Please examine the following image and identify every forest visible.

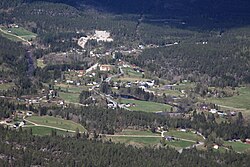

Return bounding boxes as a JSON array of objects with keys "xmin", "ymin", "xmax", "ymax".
[{"xmin": 1, "ymin": 126, "xmax": 250, "ymax": 167}]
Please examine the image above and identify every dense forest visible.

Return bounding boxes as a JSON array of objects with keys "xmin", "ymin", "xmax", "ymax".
[{"xmin": 131, "ymin": 40, "xmax": 250, "ymax": 87}]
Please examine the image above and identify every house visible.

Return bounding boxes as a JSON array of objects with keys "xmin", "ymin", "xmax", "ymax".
[
  {"xmin": 246, "ymin": 139, "xmax": 250, "ymax": 144},
  {"xmin": 5, "ymin": 118, "xmax": 12, "ymax": 123},
  {"xmin": 230, "ymin": 111, "xmax": 237, "ymax": 116},
  {"xmin": 26, "ymin": 112, "xmax": 33, "ymax": 117},
  {"xmin": 213, "ymin": 145, "xmax": 219, "ymax": 150},
  {"xmin": 100, "ymin": 65, "xmax": 113, "ymax": 72},
  {"xmin": 209, "ymin": 109, "xmax": 217, "ymax": 114}
]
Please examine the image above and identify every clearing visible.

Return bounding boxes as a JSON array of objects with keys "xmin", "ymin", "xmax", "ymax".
[
  {"xmin": 0, "ymin": 83, "xmax": 15, "ymax": 91},
  {"xmin": 163, "ymin": 129, "xmax": 205, "ymax": 142},
  {"xmin": 120, "ymin": 99, "xmax": 172, "ymax": 112},
  {"xmin": 24, "ymin": 126, "xmax": 73, "ymax": 136},
  {"xmin": 224, "ymin": 141, "xmax": 250, "ymax": 153},
  {"xmin": 58, "ymin": 92, "xmax": 80, "ymax": 103},
  {"xmin": 26, "ymin": 115, "xmax": 86, "ymax": 133},
  {"xmin": 107, "ymin": 129, "xmax": 161, "ymax": 146},
  {"xmin": 207, "ymin": 87, "xmax": 250, "ymax": 116}
]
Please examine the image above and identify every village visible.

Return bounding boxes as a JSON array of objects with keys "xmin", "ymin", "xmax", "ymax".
[{"xmin": 0, "ymin": 25, "xmax": 250, "ymax": 153}]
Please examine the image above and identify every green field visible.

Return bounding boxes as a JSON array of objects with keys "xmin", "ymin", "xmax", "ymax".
[
  {"xmin": 207, "ymin": 87, "xmax": 250, "ymax": 113},
  {"xmin": 225, "ymin": 141, "xmax": 250, "ymax": 153},
  {"xmin": 164, "ymin": 140, "xmax": 195, "ymax": 149},
  {"xmin": 0, "ymin": 83, "xmax": 15, "ymax": 91},
  {"xmin": 118, "ymin": 129, "xmax": 160, "ymax": 136},
  {"xmin": 59, "ymin": 92, "xmax": 80, "ymax": 103},
  {"xmin": 37, "ymin": 59, "xmax": 46, "ymax": 68},
  {"xmin": 0, "ymin": 29, "xmax": 23, "ymax": 41},
  {"xmin": 110, "ymin": 136, "xmax": 160, "ymax": 146},
  {"xmin": 7, "ymin": 27, "xmax": 37, "ymax": 40},
  {"xmin": 0, "ymin": 27, "xmax": 36, "ymax": 42},
  {"xmin": 151, "ymin": 88, "xmax": 182, "ymax": 96},
  {"xmin": 26, "ymin": 116, "xmax": 86, "ymax": 132},
  {"xmin": 55, "ymin": 84, "xmax": 88, "ymax": 93},
  {"xmin": 123, "ymin": 67, "xmax": 143, "ymax": 78},
  {"xmin": 120, "ymin": 99, "xmax": 172, "ymax": 112},
  {"xmin": 24, "ymin": 126, "xmax": 73, "ymax": 136},
  {"xmin": 174, "ymin": 82, "xmax": 195, "ymax": 90},
  {"xmin": 164, "ymin": 130, "xmax": 204, "ymax": 142}
]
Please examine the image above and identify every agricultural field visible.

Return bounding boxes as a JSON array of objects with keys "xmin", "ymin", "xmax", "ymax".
[
  {"xmin": 120, "ymin": 99, "xmax": 172, "ymax": 112},
  {"xmin": 0, "ymin": 83, "xmax": 15, "ymax": 91},
  {"xmin": 207, "ymin": 87, "xmax": 250, "ymax": 115},
  {"xmin": 118, "ymin": 129, "xmax": 160, "ymax": 136},
  {"xmin": 150, "ymin": 88, "xmax": 182, "ymax": 97},
  {"xmin": 26, "ymin": 116, "xmax": 86, "ymax": 132},
  {"xmin": 24, "ymin": 126, "xmax": 73, "ymax": 136},
  {"xmin": 110, "ymin": 136, "xmax": 160, "ymax": 146},
  {"xmin": 224, "ymin": 141, "xmax": 250, "ymax": 153},
  {"xmin": 0, "ymin": 29, "xmax": 23, "ymax": 42},
  {"xmin": 123, "ymin": 67, "xmax": 143, "ymax": 78},
  {"xmin": 164, "ymin": 140, "xmax": 195, "ymax": 149},
  {"xmin": 114, "ymin": 77, "xmax": 148, "ymax": 82},
  {"xmin": 174, "ymin": 82, "xmax": 196, "ymax": 90},
  {"xmin": 106, "ymin": 129, "xmax": 161, "ymax": 146},
  {"xmin": 55, "ymin": 84, "xmax": 89, "ymax": 93},
  {"xmin": 4, "ymin": 27, "xmax": 37, "ymax": 40},
  {"xmin": 0, "ymin": 26, "xmax": 37, "ymax": 42},
  {"xmin": 164, "ymin": 129, "xmax": 205, "ymax": 142},
  {"xmin": 58, "ymin": 91, "xmax": 80, "ymax": 103},
  {"xmin": 37, "ymin": 59, "xmax": 46, "ymax": 68}
]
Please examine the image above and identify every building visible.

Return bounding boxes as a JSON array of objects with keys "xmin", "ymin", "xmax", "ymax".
[{"xmin": 100, "ymin": 65, "xmax": 113, "ymax": 72}]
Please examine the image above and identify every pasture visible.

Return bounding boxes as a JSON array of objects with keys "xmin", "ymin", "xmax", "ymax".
[
  {"xmin": 120, "ymin": 99, "xmax": 172, "ymax": 112},
  {"xmin": 26, "ymin": 116, "xmax": 86, "ymax": 132}
]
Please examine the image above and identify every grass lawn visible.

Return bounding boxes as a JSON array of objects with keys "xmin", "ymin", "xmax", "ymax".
[
  {"xmin": 120, "ymin": 99, "xmax": 172, "ymax": 112},
  {"xmin": 208, "ymin": 87, "xmax": 250, "ymax": 110},
  {"xmin": 164, "ymin": 130, "xmax": 204, "ymax": 142},
  {"xmin": 224, "ymin": 141, "xmax": 250, "ymax": 153},
  {"xmin": 55, "ymin": 84, "xmax": 88, "ymax": 93},
  {"xmin": 110, "ymin": 136, "xmax": 160, "ymax": 146},
  {"xmin": 151, "ymin": 88, "xmax": 182, "ymax": 96},
  {"xmin": 59, "ymin": 92, "xmax": 80, "ymax": 103},
  {"xmin": 37, "ymin": 59, "xmax": 46, "ymax": 68},
  {"xmin": 26, "ymin": 116, "xmax": 86, "ymax": 132},
  {"xmin": 0, "ymin": 30, "xmax": 23, "ymax": 41},
  {"xmin": 8, "ymin": 27, "xmax": 37, "ymax": 40},
  {"xmin": 114, "ymin": 77, "xmax": 148, "ymax": 82},
  {"xmin": 118, "ymin": 129, "xmax": 160, "ymax": 136},
  {"xmin": 0, "ymin": 83, "xmax": 15, "ymax": 91},
  {"xmin": 24, "ymin": 126, "xmax": 73, "ymax": 136},
  {"xmin": 174, "ymin": 82, "xmax": 195, "ymax": 90},
  {"xmin": 123, "ymin": 67, "xmax": 143, "ymax": 78},
  {"xmin": 165, "ymin": 140, "xmax": 195, "ymax": 149}
]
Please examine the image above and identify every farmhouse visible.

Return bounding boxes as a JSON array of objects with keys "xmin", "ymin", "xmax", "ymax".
[
  {"xmin": 209, "ymin": 109, "xmax": 217, "ymax": 114},
  {"xmin": 100, "ymin": 65, "xmax": 113, "ymax": 72}
]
